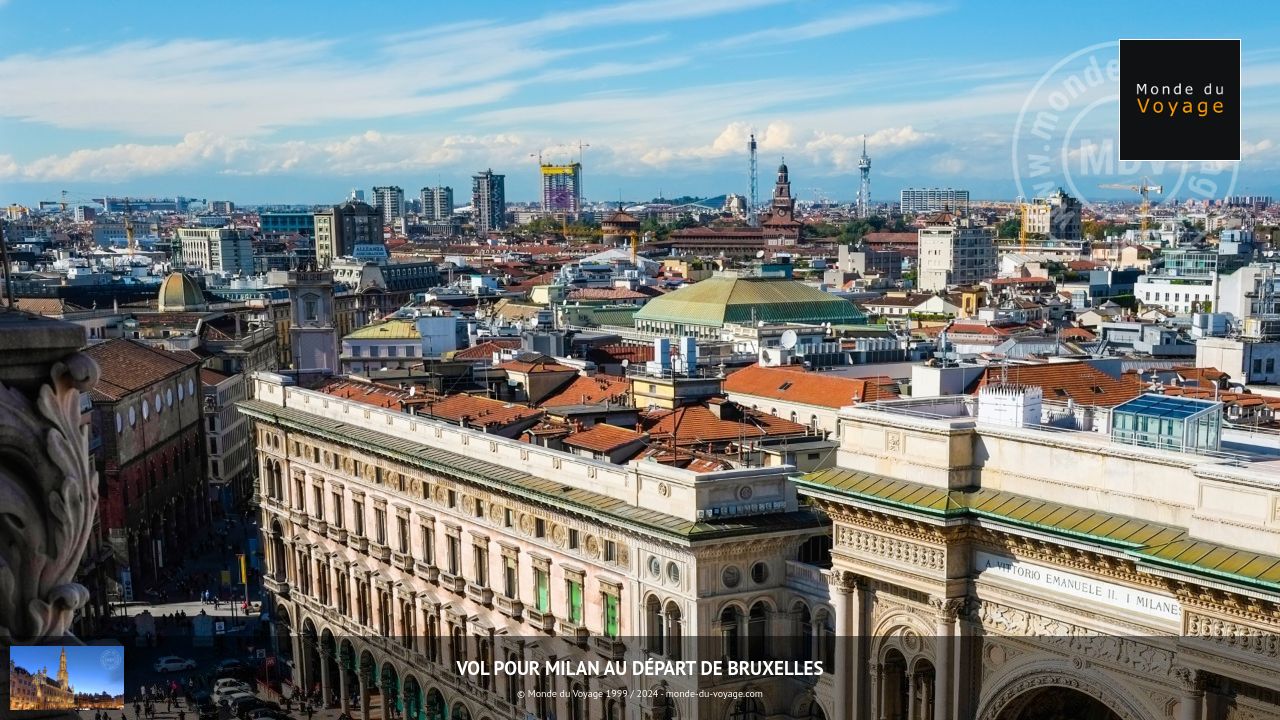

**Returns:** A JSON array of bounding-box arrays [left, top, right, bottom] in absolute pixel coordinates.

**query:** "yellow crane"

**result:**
[[1019, 202, 1029, 252], [123, 197, 136, 255], [1099, 177, 1162, 241]]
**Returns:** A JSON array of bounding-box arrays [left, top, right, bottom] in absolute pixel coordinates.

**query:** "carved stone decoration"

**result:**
[[0, 341, 100, 642]]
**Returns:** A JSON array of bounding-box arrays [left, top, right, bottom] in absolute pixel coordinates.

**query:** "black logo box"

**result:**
[[1119, 39, 1240, 162]]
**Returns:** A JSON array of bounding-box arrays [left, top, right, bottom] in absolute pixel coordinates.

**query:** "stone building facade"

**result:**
[[242, 372, 840, 720], [797, 388, 1280, 720]]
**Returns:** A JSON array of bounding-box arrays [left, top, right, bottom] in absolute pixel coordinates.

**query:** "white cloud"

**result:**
[[711, 3, 947, 49]]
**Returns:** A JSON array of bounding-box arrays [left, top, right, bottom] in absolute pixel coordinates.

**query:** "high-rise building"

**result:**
[[176, 226, 254, 275], [472, 169, 507, 234], [1022, 187, 1082, 243], [917, 214, 997, 291], [313, 200, 383, 267], [208, 200, 235, 214], [540, 162, 582, 215], [899, 188, 970, 214], [372, 186, 405, 225], [421, 186, 454, 221]]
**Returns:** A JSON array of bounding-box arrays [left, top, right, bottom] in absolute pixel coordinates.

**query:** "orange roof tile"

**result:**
[[83, 338, 201, 401], [452, 339, 522, 361], [320, 379, 411, 409], [539, 374, 633, 408], [722, 364, 898, 408], [415, 393, 543, 428], [563, 423, 648, 453], [497, 356, 576, 374], [640, 404, 809, 445], [968, 361, 1143, 407]]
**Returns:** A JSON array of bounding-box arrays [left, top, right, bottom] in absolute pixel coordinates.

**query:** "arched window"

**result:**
[[815, 610, 834, 670], [719, 606, 743, 661], [793, 602, 812, 662], [790, 411, 798, 423], [664, 601, 683, 661], [646, 596, 664, 654], [729, 698, 762, 720], [569, 682, 586, 720], [748, 602, 768, 660]]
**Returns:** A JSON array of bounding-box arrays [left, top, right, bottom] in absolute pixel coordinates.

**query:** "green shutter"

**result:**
[[569, 581, 583, 624], [536, 570, 550, 612], [605, 594, 619, 638]]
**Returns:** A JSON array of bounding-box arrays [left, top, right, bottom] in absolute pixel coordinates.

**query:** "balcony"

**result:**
[[593, 636, 625, 661], [370, 542, 392, 563], [289, 508, 307, 525], [327, 526, 348, 543], [785, 560, 830, 597], [466, 583, 494, 607], [394, 552, 415, 573], [524, 608, 556, 633], [558, 619, 589, 646], [349, 535, 368, 553], [439, 571, 466, 595], [495, 595, 523, 621], [416, 562, 439, 583], [308, 518, 328, 534], [263, 572, 290, 597]]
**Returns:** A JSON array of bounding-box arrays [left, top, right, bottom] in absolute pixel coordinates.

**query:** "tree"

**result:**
[[996, 218, 1021, 239]]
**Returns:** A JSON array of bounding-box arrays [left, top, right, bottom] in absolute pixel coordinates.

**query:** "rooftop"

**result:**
[[344, 318, 421, 341], [633, 274, 866, 328], [723, 364, 899, 409], [83, 338, 201, 401]]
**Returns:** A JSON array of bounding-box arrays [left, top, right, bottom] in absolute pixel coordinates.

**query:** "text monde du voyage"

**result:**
[[457, 659, 826, 678], [1134, 82, 1228, 118]]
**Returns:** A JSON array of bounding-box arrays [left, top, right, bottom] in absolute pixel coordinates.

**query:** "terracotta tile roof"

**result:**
[[1169, 366, 1229, 388], [723, 364, 899, 408], [452, 339, 522, 361], [539, 374, 633, 408], [967, 361, 1143, 407], [585, 343, 655, 367], [415, 393, 543, 428], [83, 338, 201, 401], [1068, 260, 1102, 271], [563, 423, 648, 454], [320, 379, 411, 409], [640, 404, 810, 445], [1058, 327, 1097, 341], [863, 293, 932, 308], [566, 287, 651, 301], [497, 356, 576, 374], [200, 368, 230, 387]]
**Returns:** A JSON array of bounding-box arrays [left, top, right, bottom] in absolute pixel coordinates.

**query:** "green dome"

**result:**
[[634, 273, 865, 329], [158, 272, 206, 312]]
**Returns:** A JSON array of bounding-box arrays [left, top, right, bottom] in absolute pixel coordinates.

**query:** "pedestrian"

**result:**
[[307, 703, 315, 720]]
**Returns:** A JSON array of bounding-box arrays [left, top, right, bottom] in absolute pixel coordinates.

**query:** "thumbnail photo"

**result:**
[[9, 645, 126, 713]]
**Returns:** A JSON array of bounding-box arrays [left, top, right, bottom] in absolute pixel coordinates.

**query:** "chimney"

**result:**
[[977, 384, 1042, 428]]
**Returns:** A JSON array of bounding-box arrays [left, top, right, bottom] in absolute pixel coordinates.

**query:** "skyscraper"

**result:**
[[421, 186, 454, 221], [372, 186, 404, 225], [472, 169, 506, 234], [540, 162, 581, 215]]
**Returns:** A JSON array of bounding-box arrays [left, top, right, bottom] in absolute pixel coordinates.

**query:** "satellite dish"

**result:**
[[755, 249, 766, 259], [780, 329, 799, 349]]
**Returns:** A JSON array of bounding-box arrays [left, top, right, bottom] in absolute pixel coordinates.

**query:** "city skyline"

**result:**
[[0, 0, 1278, 205], [9, 645, 124, 697]]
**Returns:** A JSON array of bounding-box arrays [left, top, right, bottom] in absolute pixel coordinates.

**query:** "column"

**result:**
[[852, 579, 868, 719], [339, 660, 350, 715], [1176, 668, 1204, 720], [930, 597, 959, 720], [905, 672, 918, 720], [825, 570, 853, 720], [319, 646, 331, 709], [358, 671, 370, 720], [290, 624, 306, 699], [870, 661, 884, 720]]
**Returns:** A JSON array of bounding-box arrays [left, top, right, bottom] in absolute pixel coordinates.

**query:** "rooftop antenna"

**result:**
[[748, 132, 759, 227], [857, 134, 871, 219]]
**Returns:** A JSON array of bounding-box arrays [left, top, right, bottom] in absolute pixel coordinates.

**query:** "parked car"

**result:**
[[232, 697, 279, 720], [214, 678, 251, 693], [154, 656, 197, 673], [214, 688, 255, 706]]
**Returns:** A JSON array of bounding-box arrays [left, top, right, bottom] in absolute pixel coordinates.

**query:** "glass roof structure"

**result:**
[[1110, 393, 1222, 454]]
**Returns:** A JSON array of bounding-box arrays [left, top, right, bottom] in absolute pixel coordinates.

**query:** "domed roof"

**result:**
[[158, 272, 206, 312], [633, 274, 865, 329]]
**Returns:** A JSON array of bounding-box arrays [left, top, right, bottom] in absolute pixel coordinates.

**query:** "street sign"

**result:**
[[120, 569, 133, 603], [215, 621, 226, 635]]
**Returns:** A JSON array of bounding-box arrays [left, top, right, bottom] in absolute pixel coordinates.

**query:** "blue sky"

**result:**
[[9, 645, 124, 696], [0, 0, 1278, 206]]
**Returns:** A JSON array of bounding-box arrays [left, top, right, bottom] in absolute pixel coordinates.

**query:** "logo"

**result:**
[[101, 647, 123, 671], [1120, 39, 1240, 161], [1012, 41, 1237, 225]]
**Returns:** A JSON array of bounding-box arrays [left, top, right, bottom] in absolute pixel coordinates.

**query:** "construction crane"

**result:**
[[1019, 202, 1029, 252], [1099, 177, 1162, 241]]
